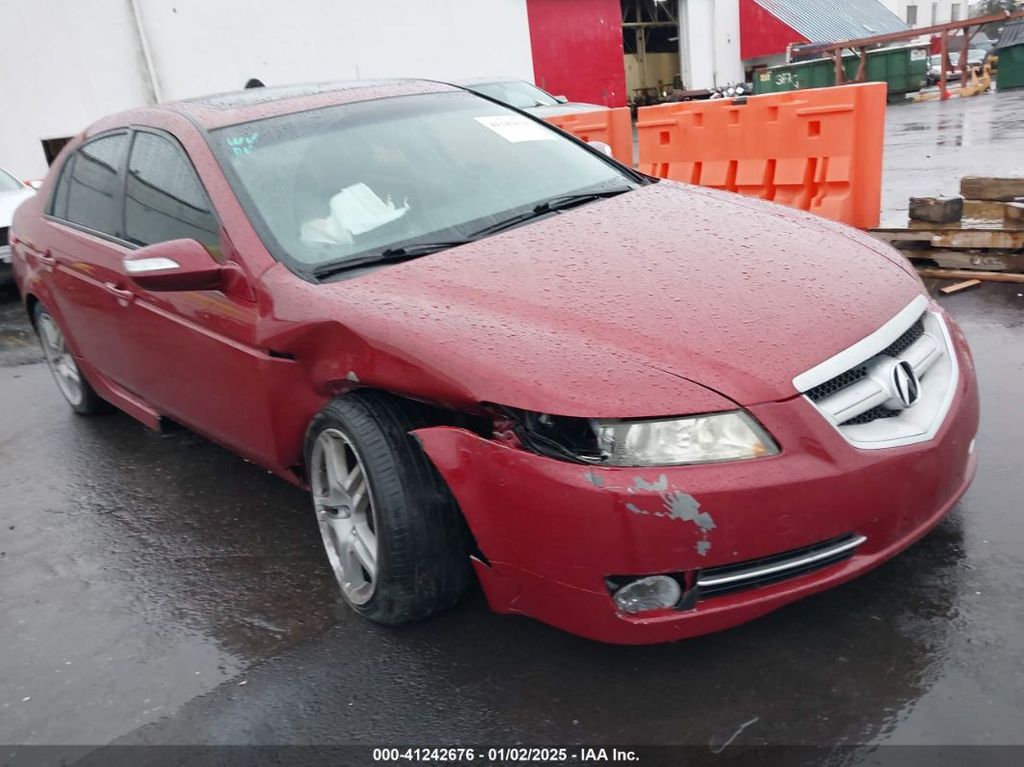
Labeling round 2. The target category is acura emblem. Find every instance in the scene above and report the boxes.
[891,360,920,408]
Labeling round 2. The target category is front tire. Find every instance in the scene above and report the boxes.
[304,391,473,625]
[33,303,106,415]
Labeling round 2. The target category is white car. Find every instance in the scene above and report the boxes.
[460,78,605,117]
[927,50,987,84]
[1,167,35,285]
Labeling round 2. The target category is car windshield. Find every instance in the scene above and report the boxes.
[213,91,634,274]
[0,168,23,193]
[469,81,560,109]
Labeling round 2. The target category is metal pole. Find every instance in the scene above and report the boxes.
[959,25,970,83]
[939,32,949,100]
[127,0,162,103]
[639,25,647,90]
[710,0,718,87]
[676,0,689,90]
[676,0,686,89]
[854,47,867,81]
[833,50,845,85]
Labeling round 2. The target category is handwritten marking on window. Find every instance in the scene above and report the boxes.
[226,133,259,156]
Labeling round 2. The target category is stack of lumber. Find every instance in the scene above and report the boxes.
[869,176,1024,283]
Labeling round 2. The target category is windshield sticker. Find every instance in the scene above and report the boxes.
[226,132,259,156]
[474,115,557,143]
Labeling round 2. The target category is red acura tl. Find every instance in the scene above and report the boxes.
[10,80,978,644]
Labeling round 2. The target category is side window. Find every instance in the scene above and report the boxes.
[50,156,75,219]
[63,133,130,237]
[125,132,220,249]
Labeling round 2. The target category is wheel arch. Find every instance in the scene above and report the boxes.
[301,386,492,558]
[299,386,491,482]
[24,292,40,328]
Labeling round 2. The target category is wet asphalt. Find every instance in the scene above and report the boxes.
[1,89,1023,759]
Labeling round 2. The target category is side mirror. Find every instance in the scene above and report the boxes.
[123,239,223,292]
[588,140,613,157]
[554,95,569,104]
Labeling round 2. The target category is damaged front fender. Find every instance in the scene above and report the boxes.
[413,426,722,596]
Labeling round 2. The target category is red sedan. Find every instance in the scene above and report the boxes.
[10,80,978,644]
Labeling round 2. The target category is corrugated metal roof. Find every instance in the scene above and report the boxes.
[997,20,1024,49]
[753,0,909,44]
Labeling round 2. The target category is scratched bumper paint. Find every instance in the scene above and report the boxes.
[414,345,979,644]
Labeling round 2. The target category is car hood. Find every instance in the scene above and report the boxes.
[0,188,34,226]
[309,182,923,416]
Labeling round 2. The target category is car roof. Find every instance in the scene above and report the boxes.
[85,78,463,135]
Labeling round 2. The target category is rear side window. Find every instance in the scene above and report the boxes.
[50,157,74,219]
[125,132,219,248]
[63,133,129,237]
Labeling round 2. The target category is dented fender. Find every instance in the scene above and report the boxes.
[413,426,729,596]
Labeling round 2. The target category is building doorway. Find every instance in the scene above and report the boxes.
[41,137,72,166]
[621,0,681,107]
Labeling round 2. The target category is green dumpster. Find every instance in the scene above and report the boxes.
[754,57,834,93]
[754,44,928,97]
[996,20,1024,91]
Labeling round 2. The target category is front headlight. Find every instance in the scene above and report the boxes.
[594,411,778,466]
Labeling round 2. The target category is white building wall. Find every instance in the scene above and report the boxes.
[678,0,744,90]
[134,0,534,101]
[0,0,534,179]
[0,0,154,180]
[879,1,971,27]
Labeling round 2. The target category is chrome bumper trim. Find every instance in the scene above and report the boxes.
[697,534,867,588]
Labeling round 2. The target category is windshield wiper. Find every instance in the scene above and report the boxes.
[312,239,474,280]
[469,186,634,238]
[537,187,634,213]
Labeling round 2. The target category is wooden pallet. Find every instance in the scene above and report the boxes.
[870,199,1024,273]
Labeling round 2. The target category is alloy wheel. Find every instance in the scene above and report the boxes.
[310,428,379,605]
[37,311,84,407]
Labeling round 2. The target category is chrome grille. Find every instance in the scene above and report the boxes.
[806,365,867,402]
[880,317,924,358]
[806,316,925,404]
[792,295,959,450]
[842,404,900,425]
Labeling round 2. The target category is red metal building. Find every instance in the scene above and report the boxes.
[739,0,807,60]
[526,0,627,107]
[739,0,909,61]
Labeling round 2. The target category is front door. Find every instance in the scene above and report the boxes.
[115,129,276,464]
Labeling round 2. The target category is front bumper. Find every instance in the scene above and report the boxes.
[415,321,980,645]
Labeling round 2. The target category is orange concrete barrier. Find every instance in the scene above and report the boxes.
[636,83,886,229]
[544,107,633,166]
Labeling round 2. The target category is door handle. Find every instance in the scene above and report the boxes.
[104,282,135,304]
[36,250,56,270]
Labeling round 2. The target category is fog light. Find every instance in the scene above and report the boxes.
[613,575,682,614]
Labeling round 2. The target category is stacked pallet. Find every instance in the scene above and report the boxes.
[869,176,1024,284]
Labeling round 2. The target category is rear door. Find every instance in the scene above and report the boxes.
[116,129,273,461]
[43,132,137,387]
